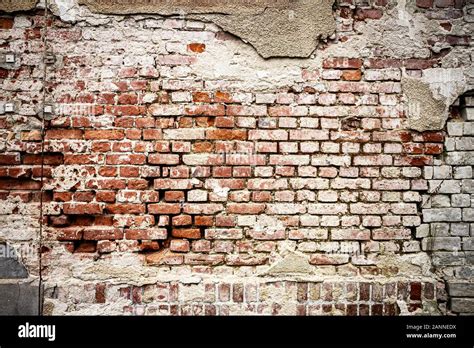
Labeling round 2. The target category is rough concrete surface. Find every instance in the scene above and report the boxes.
[0,282,40,315]
[0,244,28,278]
[78,0,290,15]
[263,250,314,275]
[0,0,38,12]
[402,76,449,132]
[78,0,336,58]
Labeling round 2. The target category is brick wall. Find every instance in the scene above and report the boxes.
[0,0,472,315]
[421,95,474,314]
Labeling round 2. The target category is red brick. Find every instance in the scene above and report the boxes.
[214,91,233,103]
[0,154,19,165]
[149,203,182,214]
[172,228,201,239]
[148,154,180,165]
[424,143,443,154]
[83,228,123,240]
[410,282,422,301]
[214,117,235,128]
[185,254,224,265]
[188,43,206,53]
[0,179,41,190]
[215,216,236,227]
[120,167,140,178]
[354,9,383,20]
[96,191,116,202]
[0,18,14,29]
[23,154,63,165]
[416,0,433,7]
[170,239,190,252]
[172,215,192,226]
[118,93,138,105]
[422,132,444,142]
[342,70,362,81]
[125,228,167,240]
[165,191,185,202]
[213,166,232,178]
[143,129,163,140]
[185,104,225,116]
[74,191,94,202]
[105,204,145,214]
[192,92,211,103]
[56,227,83,241]
[0,68,8,79]
[84,130,124,140]
[310,254,349,265]
[63,203,103,215]
[45,129,84,139]
[227,203,266,214]
[323,58,363,69]
[195,216,214,226]
[75,242,97,253]
[64,154,101,165]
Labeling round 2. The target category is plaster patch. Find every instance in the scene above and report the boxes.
[403,70,468,131]
[376,253,434,278]
[402,77,448,132]
[254,215,286,234]
[0,0,38,12]
[421,68,467,104]
[48,165,92,190]
[0,243,28,279]
[263,250,313,276]
[78,0,290,15]
[50,0,80,22]
[72,263,164,286]
[77,0,336,58]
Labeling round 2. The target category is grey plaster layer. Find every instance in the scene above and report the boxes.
[78,0,336,58]
[78,0,290,15]
[0,244,28,279]
[0,282,40,315]
[0,0,38,12]
[402,76,448,132]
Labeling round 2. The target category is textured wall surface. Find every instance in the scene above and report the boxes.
[0,0,472,315]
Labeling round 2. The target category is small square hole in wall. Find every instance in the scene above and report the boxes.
[44,105,54,114]
[44,54,56,64]
[5,54,15,63]
[5,103,15,113]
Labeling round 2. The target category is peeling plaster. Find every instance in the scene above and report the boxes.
[50,0,80,22]
[75,0,336,58]
[403,69,468,132]
[0,0,38,12]
[402,76,449,132]
[48,165,92,191]
[263,250,313,276]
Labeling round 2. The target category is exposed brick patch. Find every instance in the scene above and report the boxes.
[0,3,471,316]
